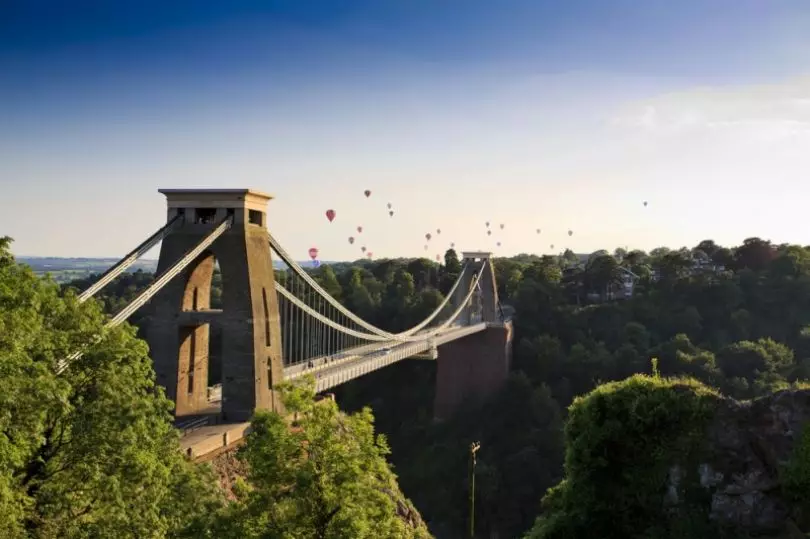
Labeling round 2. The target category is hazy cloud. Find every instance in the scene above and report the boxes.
[612,75,810,143]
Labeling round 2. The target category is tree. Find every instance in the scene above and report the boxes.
[210,381,430,538]
[0,237,222,538]
[716,338,794,384]
[344,268,377,321]
[526,375,722,538]
[771,245,810,280]
[734,237,777,272]
[583,254,624,299]
[695,239,720,260]
[316,265,344,301]
[410,288,445,325]
[440,249,462,295]
[406,259,436,290]
[655,250,693,283]
[561,249,579,267]
[444,249,462,275]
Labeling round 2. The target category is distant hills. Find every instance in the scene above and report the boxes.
[17,257,329,283]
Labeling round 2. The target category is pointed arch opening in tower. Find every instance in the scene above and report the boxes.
[176,251,225,417]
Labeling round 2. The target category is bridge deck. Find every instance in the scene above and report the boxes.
[284,322,489,393]
[180,422,251,459]
[178,323,495,455]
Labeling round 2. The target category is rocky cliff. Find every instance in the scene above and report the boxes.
[677,388,810,536]
[527,376,810,538]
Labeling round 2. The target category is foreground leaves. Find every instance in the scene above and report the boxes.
[209,381,431,539]
[0,237,223,538]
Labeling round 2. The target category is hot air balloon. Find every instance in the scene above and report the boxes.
[536,228,541,234]
[496,242,501,247]
[485,221,490,228]
[312,259,321,268]
[424,245,428,251]
[389,210,394,217]
[364,190,371,198]
[500,223,504,230]
[435,254,440,262]
[425,233,432,241]
[357,226,363,233]
[361,246,366,253]
[643,201,648,207]
[450,242,455,248]
[367,252,373,258]
[308,247,318,260]
[550,244,555,249]
[436,228,441,234]
[325,209,336,222]
[568,230,573,237]
[487,230,492,236]
[348,236,355,244]
[387,202,392,209]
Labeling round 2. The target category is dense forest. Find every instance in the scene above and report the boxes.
[6,235,810,537]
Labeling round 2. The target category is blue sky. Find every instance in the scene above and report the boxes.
[2,0,809,260]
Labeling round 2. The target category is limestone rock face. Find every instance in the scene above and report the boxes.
[680,390,810,536]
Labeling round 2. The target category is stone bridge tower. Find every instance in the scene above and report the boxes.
[145,189,285,422]
[435,251,513,420]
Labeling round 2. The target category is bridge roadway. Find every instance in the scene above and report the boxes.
[283,321,489,393]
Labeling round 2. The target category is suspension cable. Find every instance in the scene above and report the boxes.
[78,213,185,302]
[269,231,468,338]
[57,217,233,375]
[274,261,487,343]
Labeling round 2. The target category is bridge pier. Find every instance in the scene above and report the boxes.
[434,321,513,421]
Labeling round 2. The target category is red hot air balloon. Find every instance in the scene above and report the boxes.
[361,246,366,253]
[325,209,336,222]
[425,233,432,241]
[348,237,355,244]
[364,190,371,198]
[357,226,363,233]
[367,252,373,258]
[308,247,318,260]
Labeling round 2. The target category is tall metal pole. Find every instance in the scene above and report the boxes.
[469,441,480,538]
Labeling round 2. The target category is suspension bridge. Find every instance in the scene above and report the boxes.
[65,189,512,458]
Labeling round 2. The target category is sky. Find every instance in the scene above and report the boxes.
[1,0,810,261]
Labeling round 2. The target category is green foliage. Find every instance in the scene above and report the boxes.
[782,424,810,509]
[209,380,430,538]
[526,375,721,538]
[0,238,223,538]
